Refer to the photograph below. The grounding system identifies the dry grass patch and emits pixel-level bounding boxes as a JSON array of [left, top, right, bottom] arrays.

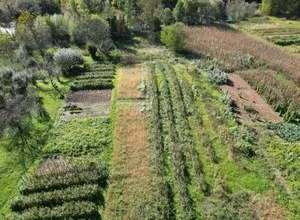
[[117, 67, 147, 100], [104, 102, 158, 220]]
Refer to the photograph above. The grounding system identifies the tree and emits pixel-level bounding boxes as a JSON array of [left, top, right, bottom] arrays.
[[70, 15, 110, 46], [0, 67, 49, 167], [16, 12, 51, 57], [53, 48, 85, 74], [45, 14, 71, 47], [0, 33, 18, 60], [161, 22, 187, 52]]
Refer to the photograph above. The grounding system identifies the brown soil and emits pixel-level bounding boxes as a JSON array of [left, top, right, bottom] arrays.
[[66, 90, 111, 103], [61, 90, 112, 120], [221, 74, 282, 124]]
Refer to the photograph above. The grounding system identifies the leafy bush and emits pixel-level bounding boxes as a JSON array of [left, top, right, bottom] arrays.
[[86, 42, 97, 59], [53, 48, 85, 73], [226, 0, 257, 22], [206, 68, 228, 85], [268, 123, 300, 142], [11, 184, 100, 211], [161, 22, 187, 52], [6, 201, 99, 220]]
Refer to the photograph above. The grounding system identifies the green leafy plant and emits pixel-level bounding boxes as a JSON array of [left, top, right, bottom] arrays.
[[268, 123, 300, 142]]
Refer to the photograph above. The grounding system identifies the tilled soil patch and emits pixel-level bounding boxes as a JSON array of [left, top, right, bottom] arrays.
[[221, 74, 282, 124], [61, 90, 112, 120]]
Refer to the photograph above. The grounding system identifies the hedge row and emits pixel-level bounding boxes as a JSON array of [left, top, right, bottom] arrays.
[[70, 79, 113, 91], [21, 165, 107, 195], [11, 184, 100, 212], [76, 73, 114, 80], [6, 201, 99, 220]]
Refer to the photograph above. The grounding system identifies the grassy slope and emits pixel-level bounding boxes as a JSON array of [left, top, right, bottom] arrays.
[[0, 80, 66, 217]]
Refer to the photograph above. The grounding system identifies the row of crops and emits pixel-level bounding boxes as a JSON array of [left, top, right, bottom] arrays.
[[147, 62, 231, 219], [6, 158, 107, 220], [70, 62, 115, 91]]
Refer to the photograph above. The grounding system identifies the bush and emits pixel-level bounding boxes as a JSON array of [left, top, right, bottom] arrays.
[[86, 42, 97, 59], [268, 123, 300, 142], [11, 184, 100, 211], [226, 0, 257, 22], [53, 48, 84, 73], [207, 68, 228, 85], [161, 22, 187, 52]]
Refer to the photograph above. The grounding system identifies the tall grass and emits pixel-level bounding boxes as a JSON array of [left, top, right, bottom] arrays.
[[239, 69, 300, 122], [186, 25, 300, 86]]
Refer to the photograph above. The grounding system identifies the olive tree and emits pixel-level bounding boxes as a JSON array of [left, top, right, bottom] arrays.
[[53, 48, 85, 74]]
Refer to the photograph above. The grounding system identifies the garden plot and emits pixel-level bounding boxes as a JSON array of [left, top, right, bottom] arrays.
[[221, 74, 282, 124], [61, 90, 111, 120]]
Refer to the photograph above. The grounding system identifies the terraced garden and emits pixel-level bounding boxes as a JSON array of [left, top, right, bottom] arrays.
[[1, 1, 300, 219]]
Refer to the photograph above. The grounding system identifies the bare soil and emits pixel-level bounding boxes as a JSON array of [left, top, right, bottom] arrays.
[[61, 90, 112, 120], [221, 74, 282, 124]]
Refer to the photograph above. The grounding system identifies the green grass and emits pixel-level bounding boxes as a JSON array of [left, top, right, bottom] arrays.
[[0, 79, 67, 218]]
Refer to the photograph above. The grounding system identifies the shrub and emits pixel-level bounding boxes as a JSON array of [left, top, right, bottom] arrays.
[[226, 0, 257, 22], [53, 48, 85, 73], [268, 123, 300, 142], [206, 68, 228, 85], [161, 8, 174, 26], [86, 42, 97, 59], [161, 22, 187, 52]]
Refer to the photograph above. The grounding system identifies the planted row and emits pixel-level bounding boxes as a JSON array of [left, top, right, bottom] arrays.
[[6, 201, 99, 220], [239, 69, 300, 122], [11, 184, 100, 212], [21, 165, 107, 195], [157, 62, 196, 219], [70, 79, 113, 91]]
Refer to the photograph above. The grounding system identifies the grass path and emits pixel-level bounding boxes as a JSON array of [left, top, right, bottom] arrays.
[[104, 66, 162, 219]]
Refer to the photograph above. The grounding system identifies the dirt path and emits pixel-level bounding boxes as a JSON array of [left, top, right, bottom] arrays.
[[221, 74, 282, 124]]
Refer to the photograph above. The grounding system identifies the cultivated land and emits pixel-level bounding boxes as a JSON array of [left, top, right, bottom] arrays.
[[1, 10, 300, 220]]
